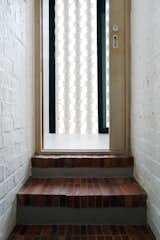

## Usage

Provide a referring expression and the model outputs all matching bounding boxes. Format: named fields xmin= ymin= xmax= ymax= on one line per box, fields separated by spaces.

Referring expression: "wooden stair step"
xmin=17 ymin=177 xmax=146 ymax=208
xmin=9 ymin=225 xmax=154 ymax=240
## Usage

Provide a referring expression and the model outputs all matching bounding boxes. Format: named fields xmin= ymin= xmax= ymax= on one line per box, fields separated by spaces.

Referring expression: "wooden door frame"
xmin=109 ymin=0 xmax=131 ymax=153
xmin=34 ymin=0 xmax=131 ymax=155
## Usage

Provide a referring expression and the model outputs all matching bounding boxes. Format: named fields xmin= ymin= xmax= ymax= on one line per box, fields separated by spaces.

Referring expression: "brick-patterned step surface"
xmin=32 ymin=155 xmax=134 ymax=168
xmin=9 ymin=225 xmax=154 ymax=240
xmin=17 ymin=178 xmax=146 ymax=208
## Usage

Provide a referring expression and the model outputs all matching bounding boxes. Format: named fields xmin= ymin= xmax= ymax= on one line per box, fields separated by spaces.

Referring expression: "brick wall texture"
xmin=0 ymin=0 xmax=160 ymax=239
xmin=0 ymin=0 xmax=35 ymax=239
xmin=131 ymin=0 xmax=160 ymax=239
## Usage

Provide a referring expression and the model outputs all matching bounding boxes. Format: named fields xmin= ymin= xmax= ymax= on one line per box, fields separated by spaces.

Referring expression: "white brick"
xmin=13 ymin=129 xmax=24 ymax=143
xmin=0 ymin=183 xmax=5 ymax=200
xmin=0 ymin=166 xmax=4 ymax=183
xmin=0 ymin=137 xmax=3 ymax=149
xmin=1 ymin=117 xmax=13 ymax=132
xmin=2 ymin=133 xmax=14 ymax=147
xmin=5 ymin=176 xmax=16 ymax=195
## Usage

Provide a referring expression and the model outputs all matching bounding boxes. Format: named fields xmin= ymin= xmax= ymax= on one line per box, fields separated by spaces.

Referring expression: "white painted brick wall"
xmin=131 ymin=0 xmax=160 ymax=239
xmin=0 ymin=0 xmax=35 ymax=239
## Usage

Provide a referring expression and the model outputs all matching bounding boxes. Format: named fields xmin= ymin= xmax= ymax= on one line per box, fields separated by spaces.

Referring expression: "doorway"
xmin=37 ymin=0 xmax=130 ymax=152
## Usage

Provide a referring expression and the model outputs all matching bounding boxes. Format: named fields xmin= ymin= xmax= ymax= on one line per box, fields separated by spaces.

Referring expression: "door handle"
xmin=112 ymin=34 xmax=119 ymax=48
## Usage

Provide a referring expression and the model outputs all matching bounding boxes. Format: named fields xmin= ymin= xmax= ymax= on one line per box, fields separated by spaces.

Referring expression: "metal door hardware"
xmin=112 ymin=24 xmax=119 ymax=32
xmin=112 ymin=34 xmax=119 ymax=48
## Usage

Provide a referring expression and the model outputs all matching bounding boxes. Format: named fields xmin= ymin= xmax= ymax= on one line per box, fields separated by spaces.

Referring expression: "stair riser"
xmin=17 ymin=207 xmax=146 ymax=225
xmin=32 ymin=156 xmax=134 ymax=169
xmin=32 ymin=167 xmax=133 ymax=178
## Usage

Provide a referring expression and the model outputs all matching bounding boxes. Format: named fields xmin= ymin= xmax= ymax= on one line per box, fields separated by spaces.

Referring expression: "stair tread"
xmin=9 ymin=225 xmax=154 ymax=240
xmin=17 ymin=178 xmax=147 ymax=207
xmin=32 ymin=155 xmax=134 ymax=168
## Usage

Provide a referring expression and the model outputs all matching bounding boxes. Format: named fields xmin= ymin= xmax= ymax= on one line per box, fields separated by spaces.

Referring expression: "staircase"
xmin=9 ymin=154 xmax=155 ymax=239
